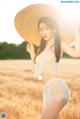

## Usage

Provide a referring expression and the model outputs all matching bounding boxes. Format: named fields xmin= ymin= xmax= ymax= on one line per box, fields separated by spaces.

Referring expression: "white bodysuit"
xmin=33 ymin=49 xmax=71 ymax=109
xmin=34 ymin=49 xmax=60 ymax=80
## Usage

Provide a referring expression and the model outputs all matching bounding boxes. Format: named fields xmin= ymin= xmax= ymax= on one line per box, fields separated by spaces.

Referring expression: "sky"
xmin=0 ymin=0 xmax=80 ymax=44
xmin=0 ymin=0 xmax=58 ymax=44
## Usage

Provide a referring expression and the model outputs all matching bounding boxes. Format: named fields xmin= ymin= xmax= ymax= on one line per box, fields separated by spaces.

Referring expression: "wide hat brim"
xmin=14 ymin=4 xmax=75 ymax=46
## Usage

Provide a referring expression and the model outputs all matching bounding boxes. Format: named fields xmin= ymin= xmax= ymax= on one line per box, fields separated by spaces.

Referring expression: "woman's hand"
xmin=26 ymin=42 xmax=35 ymax=60
xmin=26 ymin=42 xmax=35 ymax=54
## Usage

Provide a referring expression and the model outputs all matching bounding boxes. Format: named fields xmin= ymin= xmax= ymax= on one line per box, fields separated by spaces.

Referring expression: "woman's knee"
xmin=41 ymin=114 xmax=55 ymax=119
xmin=56 ymin=114 xmax=60 ymax=119
xmin=41 ymin=113 xmax=59 ymax=119
xmin=41 ymin=110 xmax=60 ymax=119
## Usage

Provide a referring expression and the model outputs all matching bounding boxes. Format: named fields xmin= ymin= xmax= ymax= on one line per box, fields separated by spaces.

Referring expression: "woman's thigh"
xmin=56 ymin=114 xmax=60 ymax=119
xmin=41 ymin=98 xmax=68 ymax=119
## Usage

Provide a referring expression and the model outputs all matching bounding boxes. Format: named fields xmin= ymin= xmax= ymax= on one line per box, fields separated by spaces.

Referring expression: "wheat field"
xmin=0 ymin=59 xmax=80 ymax=119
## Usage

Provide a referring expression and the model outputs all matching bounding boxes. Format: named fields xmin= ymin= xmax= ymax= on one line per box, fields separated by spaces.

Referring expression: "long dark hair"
xmin=34 ymin=17 xmax=61 ymax=63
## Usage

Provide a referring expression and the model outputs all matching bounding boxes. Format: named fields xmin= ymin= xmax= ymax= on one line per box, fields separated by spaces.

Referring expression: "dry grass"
xmin=0 ymin=59 xmax=80 ymax=119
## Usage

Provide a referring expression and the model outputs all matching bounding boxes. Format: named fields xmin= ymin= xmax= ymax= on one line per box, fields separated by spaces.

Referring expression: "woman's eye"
xmin=39 ymin=27 xmax=49 ymax=32
xmin=45 ymin=28 xmax=49 ymax=30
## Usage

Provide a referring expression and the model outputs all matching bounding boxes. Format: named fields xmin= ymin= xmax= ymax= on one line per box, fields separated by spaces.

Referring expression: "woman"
xmin=26 ymin=17 xmax=80 ymax=119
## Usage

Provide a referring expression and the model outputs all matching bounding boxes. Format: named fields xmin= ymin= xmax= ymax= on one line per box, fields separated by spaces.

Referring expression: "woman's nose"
xmin=42 ymin=30 xmax=46 ymax=35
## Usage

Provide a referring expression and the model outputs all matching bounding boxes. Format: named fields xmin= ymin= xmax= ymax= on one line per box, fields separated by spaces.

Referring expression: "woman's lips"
xmin=43 ymin=36 xmax=47 ymax=38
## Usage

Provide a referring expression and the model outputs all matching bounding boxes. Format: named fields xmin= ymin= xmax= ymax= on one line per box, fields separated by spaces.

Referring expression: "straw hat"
xmin=14 ymin=4 xmax=75 ymax=46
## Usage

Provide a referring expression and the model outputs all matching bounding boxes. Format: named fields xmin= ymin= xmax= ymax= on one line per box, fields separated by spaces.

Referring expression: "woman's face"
xmin=39 ymin=22 xmax=56 ymax=41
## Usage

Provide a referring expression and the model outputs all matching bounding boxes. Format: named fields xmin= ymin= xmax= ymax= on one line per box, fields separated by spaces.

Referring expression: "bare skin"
xmin=26 ymin=22 xmax=80 ymax=119
xmin=41 ymin=98 xmax=68 ymax=119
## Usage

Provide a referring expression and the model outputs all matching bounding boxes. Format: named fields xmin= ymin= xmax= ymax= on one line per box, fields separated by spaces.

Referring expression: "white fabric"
xmin=34 ymin=49 xmax=61 ymax=80
xmin=43 ymin=78 xmax=71 ymax=109
xmin=33 ymin=49 xmax=71 ymax=110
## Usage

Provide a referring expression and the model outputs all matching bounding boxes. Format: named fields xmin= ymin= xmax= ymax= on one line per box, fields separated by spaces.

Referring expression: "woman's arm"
xmin=30 ymin=50 xmax=35 ymax=61
xmin=30 ymin=51 xmax=36 ymax=74
xmin=26 ymin=43 xmax=36 ymax=71
xmin=61 ymin=23 xmax=80 ymax=58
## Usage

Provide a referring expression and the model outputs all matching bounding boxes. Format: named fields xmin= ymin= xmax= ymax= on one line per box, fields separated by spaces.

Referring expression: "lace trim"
xmin=43 ymin=78 xmax=71 ymax=108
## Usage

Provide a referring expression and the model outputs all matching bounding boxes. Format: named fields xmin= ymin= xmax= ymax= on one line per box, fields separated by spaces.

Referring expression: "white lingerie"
xmin=34 ymin=49 xmax=60 ymax=80
xmin=43 ymin=78 xmax=71 ymax=109
xmin=33 ymin=49 xmax=71 ymax=109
